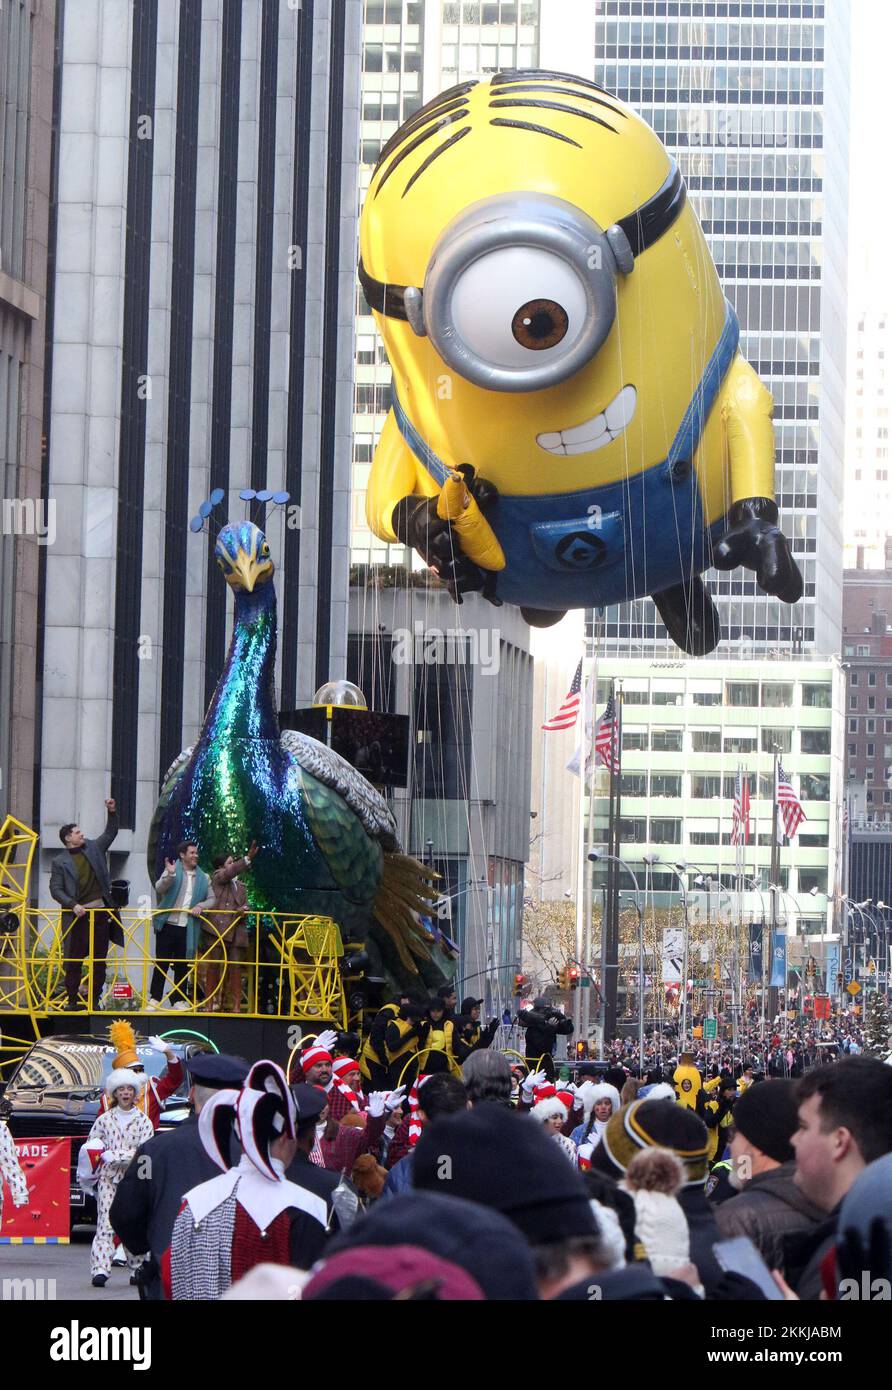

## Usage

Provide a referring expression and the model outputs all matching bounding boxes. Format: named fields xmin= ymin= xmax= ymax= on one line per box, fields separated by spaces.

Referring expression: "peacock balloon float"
xmin=148 ymin=501 xmax=456 ymax=999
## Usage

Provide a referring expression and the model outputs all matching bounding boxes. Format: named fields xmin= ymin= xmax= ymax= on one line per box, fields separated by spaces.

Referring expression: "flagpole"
xmin=600 ymin=680 xmax=620 ymax=1048
xmin=573 ymin=658 xmax=589 ymax=1040
xmin=769 ymin=748 xmax=781 ymax=1031
xmin=582 ymin=646 xmax=600 ymax=1049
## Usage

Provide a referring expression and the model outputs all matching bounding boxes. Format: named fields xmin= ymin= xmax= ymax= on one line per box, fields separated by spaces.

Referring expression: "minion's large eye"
xmin=449 ymin=248 xmax=588 ymax=371
xmin=216 ymin=556 xmax=226 ymax=571
xmin=260 ymin=542 xmax=270 ymax=558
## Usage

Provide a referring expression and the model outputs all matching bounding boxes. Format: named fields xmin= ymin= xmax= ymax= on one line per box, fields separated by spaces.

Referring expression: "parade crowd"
xmin=36 ymin=983 xmax=889 ymax=1303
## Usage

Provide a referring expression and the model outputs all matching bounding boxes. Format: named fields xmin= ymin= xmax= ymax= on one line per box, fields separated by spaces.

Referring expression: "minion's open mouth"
xmin=535 ymin=385 xmax=638 ymax=457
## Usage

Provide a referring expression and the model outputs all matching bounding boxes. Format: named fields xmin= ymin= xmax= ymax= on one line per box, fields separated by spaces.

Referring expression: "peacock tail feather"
xmin=297 ymin=765 xmax=383 ymax=904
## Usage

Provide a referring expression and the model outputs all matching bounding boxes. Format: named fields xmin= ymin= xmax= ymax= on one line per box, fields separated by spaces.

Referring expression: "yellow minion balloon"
xmin=359 ymin=71 xmax=803 ymax=653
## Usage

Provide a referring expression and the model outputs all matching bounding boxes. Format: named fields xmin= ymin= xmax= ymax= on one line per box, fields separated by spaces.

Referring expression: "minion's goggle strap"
xmin=358 ymin=161 xmax=686 ymax=323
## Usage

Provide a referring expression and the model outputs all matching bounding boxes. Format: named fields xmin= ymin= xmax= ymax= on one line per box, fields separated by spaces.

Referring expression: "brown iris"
xmin=511 ymin=298 xmax=569 ymax=350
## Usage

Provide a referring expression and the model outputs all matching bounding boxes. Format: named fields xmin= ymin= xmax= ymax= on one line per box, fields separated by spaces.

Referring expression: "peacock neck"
xmin=201 ymin=582 xmax=280 ymax=745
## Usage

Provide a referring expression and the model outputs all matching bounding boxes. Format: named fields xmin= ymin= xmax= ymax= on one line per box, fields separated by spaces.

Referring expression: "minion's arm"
xmin=365 ymin=410 xmax=438 ymax=543
xmin=720 ymin=352 xmax=776 ymax=506
xmin=713 ymin=353 xmax=803 ymax=605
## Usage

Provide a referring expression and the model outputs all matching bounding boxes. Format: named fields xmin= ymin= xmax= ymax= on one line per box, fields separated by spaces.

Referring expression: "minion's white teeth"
xmin=536 ymin=385 xmax=638 ymax=456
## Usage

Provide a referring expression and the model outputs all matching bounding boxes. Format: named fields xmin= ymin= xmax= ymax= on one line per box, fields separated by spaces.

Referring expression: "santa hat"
xmin=576 ymin=1081 xmax=621 ymax=1118
xmin=556 ymin=1089 xmax=576 ymax=1113
xmin=105 ymin=1067 xmax=145 ymax=1098
xmin=530 ymin=1096 xmax=569 ymax=1124
xmin=532 ymin=1083 xmax=557 ymax=1104
xmin=620 ymin=1147 xmax=690 ymax=1277
xmin=300 ymin=1045 xmax=332 ymax=1073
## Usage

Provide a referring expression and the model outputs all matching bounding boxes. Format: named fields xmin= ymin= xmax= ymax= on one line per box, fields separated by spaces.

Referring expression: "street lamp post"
xmin=620 ymin=891 xmax=645 ymax=1062
xmin=588 ymin=850 xmax=642 ymax=1054
xmin=643 ymin=853 xmax=691 ymax=1050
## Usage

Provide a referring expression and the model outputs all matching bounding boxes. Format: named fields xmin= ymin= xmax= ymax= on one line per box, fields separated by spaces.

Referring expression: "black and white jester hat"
xmin=199 ymin=1059 xmax=297 ymax=1182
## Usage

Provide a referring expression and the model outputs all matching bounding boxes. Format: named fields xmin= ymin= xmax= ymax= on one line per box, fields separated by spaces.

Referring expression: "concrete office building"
xmin=0 ymin=0 xmax=56 ymax=826
xmin=590 ymin=656 xmax=845 ymax=944
xmin=37 ymin=0 xmax=362 ymax=901
xmin=842 ymin=551 xmax=892 ymax=822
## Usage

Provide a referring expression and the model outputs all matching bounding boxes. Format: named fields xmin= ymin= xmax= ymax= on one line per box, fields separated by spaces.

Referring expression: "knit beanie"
xmin=413 ymin=1104 xmax=598 ymax=1245
xmin=621 ymin=1147 xmax=690 ymax=1277
xmin=590 ymin=1099 xmax=710 ymax=1188
xmin=731 ymin=1079 xmax=799 ymax=1164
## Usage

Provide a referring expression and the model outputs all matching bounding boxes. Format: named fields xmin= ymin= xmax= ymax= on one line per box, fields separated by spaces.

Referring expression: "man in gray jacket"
xmin=49 ymin=799 xmax=118 ymax=1010
xmin=715 ymin=1079 xmax=824 ymax=1272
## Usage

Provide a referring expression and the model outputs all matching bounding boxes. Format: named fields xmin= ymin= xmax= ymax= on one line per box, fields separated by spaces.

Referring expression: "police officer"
xmin=109 ymin=1053 xmax=249 ymax=1299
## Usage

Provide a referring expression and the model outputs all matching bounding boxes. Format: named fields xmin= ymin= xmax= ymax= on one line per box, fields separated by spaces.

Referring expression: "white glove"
xmin=521 ymin=1069 xmax=547 ymax=1100
xmin=146 ymin=1035 xmax=169 ymax=1053
xmin=367 ymin=1091 xmax=387 ymax=1118
xmin=385 ymin=1085 xmax=406 ymax=1112
xmin=314 ymin=1029 xmax=338 ymax=1054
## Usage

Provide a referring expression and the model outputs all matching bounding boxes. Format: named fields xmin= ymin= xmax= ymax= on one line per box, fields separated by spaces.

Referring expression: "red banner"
xmin=0 ymin=1135 xmax=71 ymax=1242
xmin=813 ymin=995 xmax=831 ymax=1019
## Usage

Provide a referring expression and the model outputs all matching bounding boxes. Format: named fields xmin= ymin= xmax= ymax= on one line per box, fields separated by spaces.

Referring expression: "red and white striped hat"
xmin=331 ymin=1057 xmax=360 ymax=1080
xmin=300 ymin=1045 xmax=332 ymax=1073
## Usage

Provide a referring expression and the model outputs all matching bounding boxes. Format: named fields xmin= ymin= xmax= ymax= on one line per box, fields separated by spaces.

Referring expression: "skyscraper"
xmin=845 ymin=309 xmax=892 ymax=571
xmin=37 ymin=0 xmax=361 ymax=899
xmin=590 ymin=1 xmax=849 ymax=660
xmin=0 ymin=0 xmax=55 ymax=825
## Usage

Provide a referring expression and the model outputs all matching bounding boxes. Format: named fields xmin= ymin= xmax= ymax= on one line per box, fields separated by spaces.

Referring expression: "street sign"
xmin=704 ymin=1017 xmax=718 ymax=1039
xmin=581 ymin=977 xmax=591 ymax=989
xmin=847 ymin=981 xmax=861 ymax=997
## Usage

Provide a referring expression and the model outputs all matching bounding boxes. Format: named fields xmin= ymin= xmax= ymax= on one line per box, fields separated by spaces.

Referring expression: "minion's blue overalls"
xmin=393 ymin=302 xmax=740 ymax=610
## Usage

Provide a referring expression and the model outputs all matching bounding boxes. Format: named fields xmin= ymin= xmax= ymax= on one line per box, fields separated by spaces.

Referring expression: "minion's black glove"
xmin=392 ymin=468 xmax=501 ymax=606
xmin=713 ymin=497 xmax=803 ymax=604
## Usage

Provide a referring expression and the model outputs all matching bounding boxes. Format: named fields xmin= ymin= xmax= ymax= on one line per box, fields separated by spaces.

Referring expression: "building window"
xmin=849 ymin=672 xmax=859 ymax=686
xmin=761 ymin=728 xmax=793 ymax=754
xmin=868 ymin=719 xmax=876 ymax=733
xmin=801 ymin=729 xmax=830 ymax=755
xmin=762 ymin=682 xmax=793 ymax=707
xmin=869 ymin=672 xmax=877 ymax=686
xmin=800 ymin=773 xmax=829 ymax=801
xmin=867 ymin=743 xmax=875 ymax=757
xmin=651 ymin=728 xmax=683 ymax=752
xmin=651 ymin=689 xmax=684 ymax=706
xmin=692 ymin=690 xmax=722 ymax=706
xmin=621 ymin=772 xmax=648 ymax=797
xmin=798 ymin=869 xmax=826 ymax=894
xmin=726 ymin=682 xmax=758 ymax=707
xmin=849 ymin=719 xmax=858 ymax=733
xmin=622 ymin=729 xmax=648 ymax=751
xmin=650 ymin=774 xmax=682 ymax=798
xmin=650 ymin=818 xmax=682 ymax=845
xmin=723 ymin=733 xmax=758 ymax=754
xmin=849 ymin=696 xmax=858 ymax=711
xmin=619 ymin=817 xmax=647 ymax=843
xmin=802 ymin=684 xmax=832 ymax=708
xmin=692 ymin=775 xmax=721 ymax=799
xmin=868 ymin=697 xmax=877 ymax=711
xmin=692 ymin=730 xmax=721 ymax=753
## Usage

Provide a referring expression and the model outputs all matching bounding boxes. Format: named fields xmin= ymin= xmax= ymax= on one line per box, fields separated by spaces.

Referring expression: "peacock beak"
xmin=226 ymin=547 xmax=272 ymax=592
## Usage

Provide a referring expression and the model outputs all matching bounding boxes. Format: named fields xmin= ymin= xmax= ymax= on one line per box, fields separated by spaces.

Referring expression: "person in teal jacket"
xmin=147 ymin=842 xmax=210 ymax=1011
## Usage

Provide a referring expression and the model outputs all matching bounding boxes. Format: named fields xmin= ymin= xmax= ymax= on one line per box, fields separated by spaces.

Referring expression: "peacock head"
xmin=214 ymin=521 xmax=274 ymax=592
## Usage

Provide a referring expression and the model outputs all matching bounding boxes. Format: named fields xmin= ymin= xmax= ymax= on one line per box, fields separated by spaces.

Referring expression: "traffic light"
xmin=575 ymin=1040 xmax=587 ymax=1058
xmin=568 ymin=966 xmax=581 ymax=991
xmin=557 ymin=966 xmax=569 ymax=990
xmin=514 ymin=973 xmax=527 ymax=993
xmin=836 ymin=972 xmax=844 ymax=988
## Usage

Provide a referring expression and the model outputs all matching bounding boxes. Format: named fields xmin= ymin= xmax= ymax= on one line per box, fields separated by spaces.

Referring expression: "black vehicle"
xmin=2 ymin=1032 xmax=211 ymax=1230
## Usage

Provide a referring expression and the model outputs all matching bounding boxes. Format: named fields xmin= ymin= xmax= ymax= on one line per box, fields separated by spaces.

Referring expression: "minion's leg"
xmin=652 ymin=576 xmax=721 ymax=656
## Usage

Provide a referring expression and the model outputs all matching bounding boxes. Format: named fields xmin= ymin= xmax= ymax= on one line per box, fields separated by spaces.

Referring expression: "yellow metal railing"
xmin=0 ymin=907 xmax=347 ymax=1027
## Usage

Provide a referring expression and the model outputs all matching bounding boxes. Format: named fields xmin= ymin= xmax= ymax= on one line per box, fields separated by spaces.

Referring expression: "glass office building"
xmin=591 ymin=2 xmax=849 ymax=659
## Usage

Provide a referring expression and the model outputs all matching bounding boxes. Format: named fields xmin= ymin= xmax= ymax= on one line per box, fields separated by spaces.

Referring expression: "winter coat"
xmin=197 ymin=857 xmax=252 ymax=945
xmin=517 ymin=1006 xmax=574 ymax=1061
xmin=715 ymin=1162 xmax=826 ymax=1273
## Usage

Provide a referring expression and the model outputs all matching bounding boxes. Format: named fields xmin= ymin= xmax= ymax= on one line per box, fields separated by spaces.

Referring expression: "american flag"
xmin=731 ymin=770 xmax=751 ymax=846
xmin=594 ymin=694 xmax=620 ymax=774
xmin=777 ymin=761 xmax=806 ymax=839
xmin=542 ymin=658 xmax=582 ymax=731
